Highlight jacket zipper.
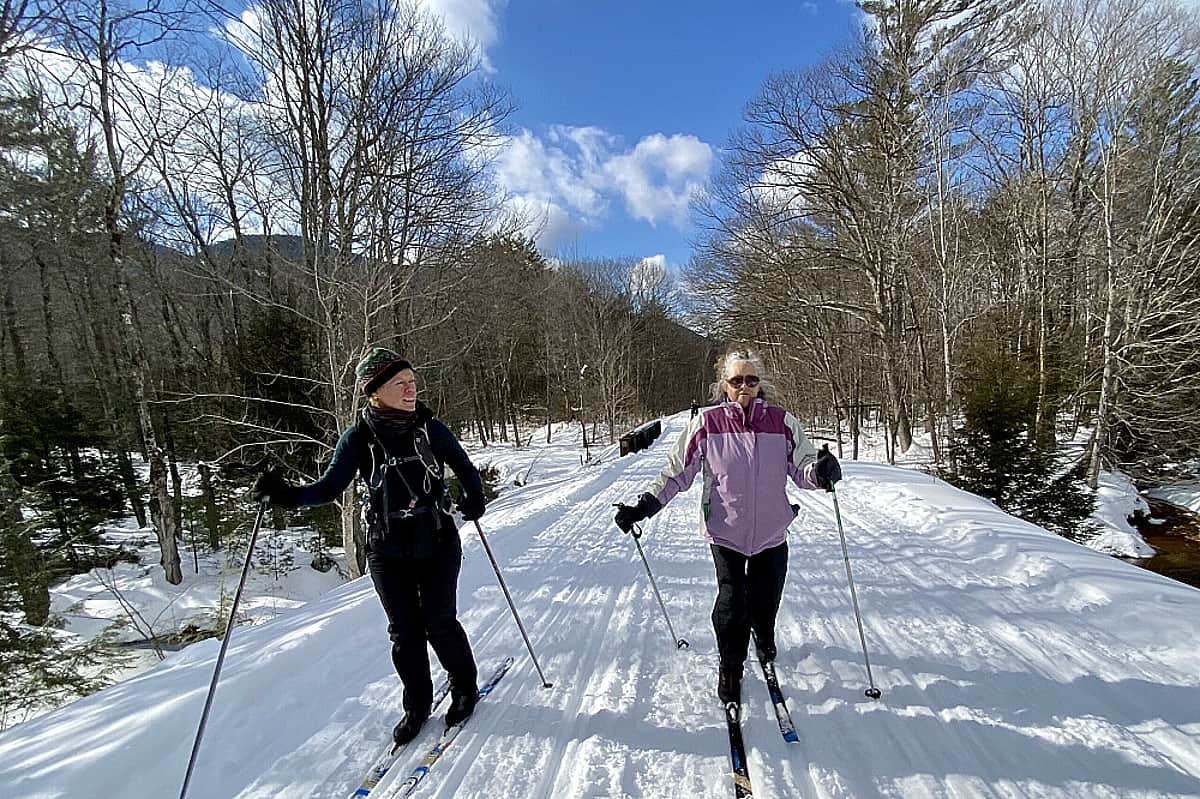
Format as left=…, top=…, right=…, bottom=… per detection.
left=750, top=401, right=759, bottom=554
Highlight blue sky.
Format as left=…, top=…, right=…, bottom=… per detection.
left=436, top=0, right=862, bottom=269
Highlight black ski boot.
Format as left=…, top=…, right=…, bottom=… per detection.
left=392, top=709, right=429, bottom=746
left=755, top=639, right=777, bottom=664
left=717, top=664, right=742, bottom=705
left=444, top=690, right=477, bottom=728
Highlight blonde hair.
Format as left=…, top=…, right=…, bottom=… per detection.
left=709, top=348, right=774, bottom=403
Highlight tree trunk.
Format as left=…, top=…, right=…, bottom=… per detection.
left=115, top=446, right=147, bottom=528
left=342, top=485, right=365, bottom=578
left=879, top=343, right=909, bottom=462
left=109, top=216, right=182, bottom=583
left=851, top=375, right=861, bottom=460
left=198, top=462, right=221, bottom=550
left=1034, top=265, right=1053, bottom=447
left=168, top=435, right=184, bottom=543
left=0, top=472, right=49, bottom=625
left=939, top=304, right=956, bottom=470
left=37, top=255, right=61, bottom=379
left=1088, top=223, right=1120, bottom=490
left=148, top=453, right=183, bottom=584
left=908, top=284, right=940, bottom=464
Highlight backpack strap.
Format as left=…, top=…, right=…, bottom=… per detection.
left=360, top=413, right=445, bottom=527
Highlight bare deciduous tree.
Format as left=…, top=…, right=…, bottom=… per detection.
left=37, top=0, right=200, bottom=583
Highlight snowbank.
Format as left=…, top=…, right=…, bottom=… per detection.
left=1083, top=471, right=1155, bottom=558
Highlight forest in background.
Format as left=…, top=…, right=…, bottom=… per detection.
left=0, top=0, right=1198, bottom=719
left=0, top=0, right=719, bottom=715
left=689, top=0, right=1200, bottom=536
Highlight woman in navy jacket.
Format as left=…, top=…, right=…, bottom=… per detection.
left=255, top=348, right=486, bottom=745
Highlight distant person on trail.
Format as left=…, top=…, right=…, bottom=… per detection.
left=613, top=348, right=841, bottom=705
left=253, top=348, right=487, bottom=745
left=691, top=400, right=699, bottom=418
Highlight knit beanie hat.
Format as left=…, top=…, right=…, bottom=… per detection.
left=356, top=348, right=413, bottom=395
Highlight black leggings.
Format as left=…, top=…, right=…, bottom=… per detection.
left=710, top=541, right=788, bottom=671
left=366, top=531, right=477, bottom=716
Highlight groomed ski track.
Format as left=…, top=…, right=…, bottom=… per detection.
left=1, top=410, right=1198, bottom=798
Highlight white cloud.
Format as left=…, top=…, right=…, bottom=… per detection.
left=220, top=2, right=504, bottom=69
left=631, top=254, right=679, bottom=306
left=419, top=0, right=504, bottom=70
left=638, top=254, right=668, bottom=272
left=502, top=194, right=585, bottom=252
left=494, top=127, right=609, bottom=222
left=753, top=151, right=815, bottom=215
left=631, top=253, right=668, bottom=291
left=604, top=133, right=713, bottom=227
left=494, top=125, right=715, bottom=248
left=217, top=8, right=263, bottom=58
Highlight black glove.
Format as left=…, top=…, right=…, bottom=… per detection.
left=814, top=444, right=842, bottom=492
left=457, top=492, right=486, bottom=522
left=613, top=493, right=662, bottom=533
left=252, top=468, right=300, bottom=508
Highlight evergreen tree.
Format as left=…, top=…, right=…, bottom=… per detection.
left=949, top=337, right=1093, bottom=537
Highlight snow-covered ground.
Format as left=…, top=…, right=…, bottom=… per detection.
left=1088, top=471, right=1156, bottom=557
left=52, top=520, right=343, bottom=646
left=1148, top=484, right=1200, bottom=516
left=1, top=508, right=346, bottom=730
left=2, top=409, right=1198, bottom=798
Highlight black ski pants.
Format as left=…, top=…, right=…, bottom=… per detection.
left=710, top=541, right=788, bottom=673
left=366, top=529, right=477, bottom=718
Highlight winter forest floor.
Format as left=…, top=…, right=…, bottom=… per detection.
left=1, top=410, right=1198, bottom=798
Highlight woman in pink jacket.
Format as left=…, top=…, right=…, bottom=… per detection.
left=614, top=349, right=841, bottom=705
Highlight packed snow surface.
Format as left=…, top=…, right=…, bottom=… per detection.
left=1, top=411, right=1198, bottom=798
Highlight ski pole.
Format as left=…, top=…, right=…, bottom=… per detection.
left=180, top=501, right=268, bottom=799
left=630, top=522, right=689, bottom=650
left=472, top=520, right=553, bottom=688
left=829, top=485, right=882, bottom=699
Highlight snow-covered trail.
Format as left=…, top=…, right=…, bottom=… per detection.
left=2, top=411, right=1199, bottom=799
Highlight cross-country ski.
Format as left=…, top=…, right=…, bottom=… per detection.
left=349, top=679, right=451, bottom=798
left=382, top=657, right=514, bottom=798
left=755, top=656, right=799, bottom=745
left=724, top=701, right=755, bottom=799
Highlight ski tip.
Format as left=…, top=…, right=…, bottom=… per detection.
left=783, top=731, right=800, bottom=743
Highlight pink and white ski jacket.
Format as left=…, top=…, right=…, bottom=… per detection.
left=645, top=399, right=820, bottom=556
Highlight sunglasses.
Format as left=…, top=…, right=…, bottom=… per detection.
left=726, top=375, right=760, bottom=389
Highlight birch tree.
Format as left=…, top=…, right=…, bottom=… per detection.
left=38, top=0, right=196, bottom=583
